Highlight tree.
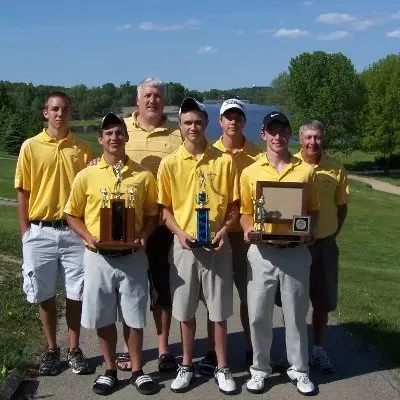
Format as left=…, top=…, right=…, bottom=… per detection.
left=287, top=51, right=366, bottom=149
left=3, top=112, right=29, bottom=155
left=270, top=72, right=290, bottom=109
left=361, top=54, right=400, bottom=168
left=166, top=82, right=185, bottom=106
left=0, top=105, right=11, bottom=150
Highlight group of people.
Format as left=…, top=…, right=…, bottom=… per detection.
left=15, top=77, right=349, bottom=396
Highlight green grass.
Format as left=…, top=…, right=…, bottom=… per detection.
left=0, top=261, right=43, bottom=384
left=75, top=132, right=101, bottom=156
left=335, top=180, right=400, bottom=370
left=0, top=158, right=17, bottom=200
left=0, top=205, right=20, bottom=258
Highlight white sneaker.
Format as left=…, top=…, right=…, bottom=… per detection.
left=287, top=370, right=315, bottom=396
left=170, top=365, right=195, bottom=393
left=246, top=374, right=265, bottom=393
left=311, top=347, right=335, bottom=374
left=215, top=367, right=236, bottom=394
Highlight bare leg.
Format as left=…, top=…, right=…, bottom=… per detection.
left=97, top=324, right=117, bottom=370
left=312, top=309, right=328, bottom=347
left=214, top=320, right=228, bottom=367
left=206, top=313, right=215, bottom=349
left=181, top=318, right=196, bottom=366
left=39, top=296, right=57, bottom=349
left=127, top=327, right=143, bottom=372
left=65, top=298, right=82, bottom=350
left=153, top=306, right=172, bottom=355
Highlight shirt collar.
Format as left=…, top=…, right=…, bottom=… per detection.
left=178, top=142, right=212, bottom=160
left=40, top=129, right=73, bottom=143
left=296, top=149, right=326, bottom=167
left=99, top=155, right=133, bottom=172
left=258, top=152, right=301, bottom=167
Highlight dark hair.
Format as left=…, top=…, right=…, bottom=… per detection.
left=43, top=91, right=72, bottom=109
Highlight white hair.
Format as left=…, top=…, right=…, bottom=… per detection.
left=137, top=77, right=166, bottom=97
left=299, top=120, right=325, bottom=139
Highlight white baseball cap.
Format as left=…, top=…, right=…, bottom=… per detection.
left=219, top=99, right=246, bottom=117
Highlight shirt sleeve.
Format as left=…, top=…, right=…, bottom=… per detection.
left=14, top=140, right=31, bottom=191
left=335, top=167, right=350, bottom=205
left=64, top=172, right=87, bottom=218
left=157, top=159, right=172, bottom=207
left=143, top=173, right=159, bottom=217
left=240, top=168, right=254, bottom=215
left=307, top=169, right=320, bottom=212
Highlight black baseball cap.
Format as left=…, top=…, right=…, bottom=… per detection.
left=100, top=112, right=127, bottom=133
left=179, top=97, right=208, bottom=118
left=262, top=111, right=291, bottom=130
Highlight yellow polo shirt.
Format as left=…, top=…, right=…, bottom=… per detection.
left=158, top=143, right=240, bottom=237
left=213, top=136, right=262, bottom=231
left=295, top=151, right=349, bottom=239
left=240, top=154, right=319, bottom=238
left=15, top=129, right=93, bottom=221
left=124, top=112, right=182, bottom=176
left=65, top=156, right=158, bottom=239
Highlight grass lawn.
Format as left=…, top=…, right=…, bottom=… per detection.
left=0, top=158, right=17, bottom=200
left=335, top=180, right=400, bottom=371
left=0, top=205, right=20, bottom=258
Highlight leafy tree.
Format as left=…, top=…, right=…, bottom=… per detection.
left=0, top=105, right=12, bottom=150
left=166, top=82, right=186, bottom=106
left=361, top=54, right=400, bottom=168
left=3, top=112, right=29, bottom=155
left=287, top=51, right=366, bottom=149
left=270, top=72, right=290, bottom=109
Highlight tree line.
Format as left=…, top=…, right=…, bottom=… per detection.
left=1, top=51, right=399, bottom=167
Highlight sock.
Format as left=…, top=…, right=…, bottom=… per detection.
left=132, top=369, right=144, bottom=379
left=105, top=369, right=117, bottom=379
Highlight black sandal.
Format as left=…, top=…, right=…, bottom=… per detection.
left=92, top=374, right=118, bottom=395
left=116, top=352, right=131, bottom=372
left=158, top=353, right=178, bottom=372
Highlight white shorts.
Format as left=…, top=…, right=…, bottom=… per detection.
left=169, top=236, right=233, bottom=322
left=81, top=248, right=149, bottom=330
left=21, top=223, right=85, bottom=304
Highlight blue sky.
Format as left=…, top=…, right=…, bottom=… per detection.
left=0, top=0, right=399, bottom=91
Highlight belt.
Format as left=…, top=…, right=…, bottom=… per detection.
left=263, top=242, right=301, bottom=249
left=86, top=246, right=134, bottom=258
left=30, top=220, right=68, bottom=228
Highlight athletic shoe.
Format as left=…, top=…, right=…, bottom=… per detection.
left=39, top=348, right=60, bottom=376
left=287, top=370, right=315, bottom=396
left=198, top=350, right=217, bottom=377
left=67, top=347, right=91, bottom=374
left=311, top=347, right=335, bottom=374
left=246, top=373, right=265, bottom=394
left=214, top=366, right=236, bottom=394
left=170, top=365, right=195, bottom=393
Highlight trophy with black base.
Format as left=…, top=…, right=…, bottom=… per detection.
left=248, top=181, right=311, bottom=243
left=190, top=170, right=214, bottom=248
left=98, top=160, right=136, bottom=248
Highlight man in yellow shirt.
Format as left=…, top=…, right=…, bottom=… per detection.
left=199, top=99, right=261, bottom=375
left=158, top=98, right=239, bottom=394
left=119, top=78, right=181, bottom=372
left=295, top=120, right=349, bottom=373
left=65, top=112, right=159, bottom=396
left=15, top=92, right=92, bottom=376
left=240, top=111, right=319, bottom=396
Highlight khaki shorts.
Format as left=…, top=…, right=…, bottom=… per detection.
left=309, top=236, right=339, bottom=312
left=81, top=248, right=149, bottom=329
left=169, top=236, right=233, bottom=322
left=21, top=223, right=85, bottom=304
left=228, top=232, right=249, bottom=304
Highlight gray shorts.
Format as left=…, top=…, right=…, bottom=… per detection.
left=169, top=236, right=233, bottom=322
left=81, top=248, right=149, bottom=329
left=229, top=232, right=249, bottom=304
left=309, top=236, right=339, bottom=312
left=21, top=223, right=85, bottom=304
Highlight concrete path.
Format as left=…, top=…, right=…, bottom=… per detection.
left=17, top=293, right=400, bottom=400
left=348, top=175, right=400, bottom=195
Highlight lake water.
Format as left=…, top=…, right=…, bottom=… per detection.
left=203, top=103, right=276, bottom=141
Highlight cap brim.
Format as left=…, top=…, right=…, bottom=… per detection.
left=100, top=113, right=126, bottom=130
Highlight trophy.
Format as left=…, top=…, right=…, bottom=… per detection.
left=98, top=160, right=136, bottom=248
left=190, top=170, right=213, bottom=247
left=248, top=181, right=311, bottom=243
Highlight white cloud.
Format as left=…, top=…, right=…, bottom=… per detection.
left=116, top=24, right=132, bottom=31
left=390, top=11, right=400, bottom=19
left=316, top=13, right=357, bottom=24
left=387, top=29, right=400, bottom=38
left=274, top=28, right=309, bottom=38
left=317, top=31, right=352, bottom=40
left=137, top=18, right=201, bottom=31
left=352, top=19, right=378, bottom=31
left=197, top=46, right=218, bottom=55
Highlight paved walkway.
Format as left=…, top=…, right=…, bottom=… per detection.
left=17, top=294, right=400, bottom=400
left=348, top=175, right=400, bottom=195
